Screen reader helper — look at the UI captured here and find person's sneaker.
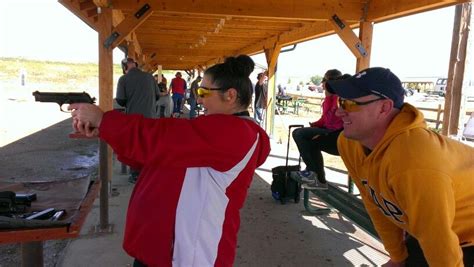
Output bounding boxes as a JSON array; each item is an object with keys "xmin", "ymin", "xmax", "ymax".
[
  {"xmin": 128, "ymin": 174, "xmax": 137, "ymax": 184},
  {"xmin": 302, "ymin": 180, "xmax": 328, "ymax": 190},
  {"xmin": 290, "ymin": 170, "xmax": 316, "ymax": 183}
]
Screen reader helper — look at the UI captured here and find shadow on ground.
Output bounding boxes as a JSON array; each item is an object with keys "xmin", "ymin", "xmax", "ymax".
[{"xmin": 236, "ymin": 174, "xmax": 387, "ymax": 266}]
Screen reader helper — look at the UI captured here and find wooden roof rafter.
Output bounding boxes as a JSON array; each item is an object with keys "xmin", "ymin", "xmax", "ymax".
[
  {"xmin": 58, "ymin": 0, "xmax": 99, "ymax": 29},
  {"xmin": 60, "ymin": 0, "xmax": 470, "ymax": 71}
]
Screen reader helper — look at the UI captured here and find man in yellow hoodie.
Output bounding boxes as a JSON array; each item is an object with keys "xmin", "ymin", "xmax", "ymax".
[{"xmin": 326, "ymin": 67, "xmax": 474, "ymax": 267}]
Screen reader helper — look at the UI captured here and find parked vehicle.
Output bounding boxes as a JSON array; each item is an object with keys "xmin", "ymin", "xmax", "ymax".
[
  {"xmin": 404, "ymin": 88, "xmax": 415, "ymax": 96},
  {"xmin": 430, "ymin": 77, "xmax": 474, "ymax": 99},
  {"xmin": 432, "ymin": 78, "xmax": 447, "ymax": 96}
]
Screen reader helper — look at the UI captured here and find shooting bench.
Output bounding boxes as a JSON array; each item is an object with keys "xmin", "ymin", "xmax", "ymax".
[
  {"xmin": 276, "ymin": 95, "xmax": 292, "ymax": 114},
  {"xmin": 292, "ymin": 97, "xmax": 307, "ymax": 115},
  {"xmin": 292, "ymin": 168, "xmax": 378, "ymax": 238},
  {"xmin": 0, "ymin": 176, "xmax": 100, "ymax": 267}
]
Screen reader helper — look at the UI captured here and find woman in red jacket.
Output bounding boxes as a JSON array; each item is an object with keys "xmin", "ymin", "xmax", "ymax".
[
  {"xmin": 69, "ymin": 55, "xmax": 270, "ymax": 267},
  {"xmin": 291, "ymin": 69, "xmax": 348, "ymax": 190}
]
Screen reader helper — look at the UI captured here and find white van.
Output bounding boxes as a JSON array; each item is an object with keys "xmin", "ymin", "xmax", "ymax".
[
  {"xmin": 432, "ymin": 77, "xmax": 474, "ymax": 98},
  {"xmin": 433, "ymin": 78, "xmax": 447, "ymax": 96}
]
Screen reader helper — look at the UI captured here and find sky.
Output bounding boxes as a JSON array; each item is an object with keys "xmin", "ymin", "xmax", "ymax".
[{"xmin": 0, "ymin": 0, "xmax": 458, "ymax": 81}]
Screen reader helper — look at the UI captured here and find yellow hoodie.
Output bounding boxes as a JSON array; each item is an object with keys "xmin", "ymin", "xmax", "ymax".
[{"xmin": 338, "ymin": 103, "xmax": 474, "ymax": 266}]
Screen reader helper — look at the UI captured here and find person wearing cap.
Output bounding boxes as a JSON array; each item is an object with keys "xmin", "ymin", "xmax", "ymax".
[
  {"xmin": 327, "ymin": 67, "xmax": 474, "ymax": 266},
  {"xmin": 290, "ymin": 69, "xmax": 344, "ymax": 190},
  {"xmin": 116, "ymin": 58, "xmax": 160, "ymax": 183}
]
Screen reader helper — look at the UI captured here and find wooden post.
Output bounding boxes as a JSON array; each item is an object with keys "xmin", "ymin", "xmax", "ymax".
[
  {"xmin": 356, "ymin": 21, "xmax": 373, "ymax": 72},
  {"xmin": 264, "ymin": 44, "xmax": 282, "ymax": 137},
  {"xmin": 128, "ymin": 40, "xmax": 137, "ymax": 60},
  {"xmin": 443, "ymin": 4, "xmax": 471, "ymax": 136},
  {"xmin": 97, "ymin": 5, "xmax": 114, "ymax": 230},
  {"xmin": 157, "ymin": 65, "xmax": 163, "ymax": 82},
  {"xmin": 436, "ymin": 104, "xmax": 443, "ymax": 130}
]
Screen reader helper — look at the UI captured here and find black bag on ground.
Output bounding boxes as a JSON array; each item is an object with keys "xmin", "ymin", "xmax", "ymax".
[
  {"xmin": 271, "ymin": 165, "xmax": 301, "ymax": 204},
  {"xmin": 270, "ymin": 124, "xmax": 304, "ymax": 204}
]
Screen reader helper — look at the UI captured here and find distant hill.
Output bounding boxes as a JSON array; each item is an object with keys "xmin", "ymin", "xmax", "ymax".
[{"xmin": 0, "ymin": 57, "xmax": 176, "ymax": 94}]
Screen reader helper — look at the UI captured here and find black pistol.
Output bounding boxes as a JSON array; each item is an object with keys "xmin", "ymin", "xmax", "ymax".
[{"xmin": 32, "ymin": 91, "xmax": 96, "ymax": 112}]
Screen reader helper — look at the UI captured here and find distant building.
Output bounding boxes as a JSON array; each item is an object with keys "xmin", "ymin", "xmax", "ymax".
[{"xmin": 401, "ymin": 77, "xmax": 439, "ymax": 93}]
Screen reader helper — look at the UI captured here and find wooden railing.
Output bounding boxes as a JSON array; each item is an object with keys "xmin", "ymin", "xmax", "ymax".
[
  {"xmin": 285, "ymin": 93, "xmax": 473, "ymax": 130},
  {"xmin": 418, "ymin": 104, "xmax": 444, "ymax": 129}
]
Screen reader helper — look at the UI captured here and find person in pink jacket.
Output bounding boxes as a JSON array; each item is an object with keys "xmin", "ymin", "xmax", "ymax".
[
  {"xmin": 69, "ymin": 55, "xmax": 270, "ymax": 267},
  {"xmin": 291, "ymin": 69, "xmax": 348, "ymax": 189}
]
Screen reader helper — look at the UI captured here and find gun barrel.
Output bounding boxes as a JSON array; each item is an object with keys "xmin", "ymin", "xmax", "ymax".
[{"xmin": 32, "ymin": 91, "xmax": 96, "ymax": 105}]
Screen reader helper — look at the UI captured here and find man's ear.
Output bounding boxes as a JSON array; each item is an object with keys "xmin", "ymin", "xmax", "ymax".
[{"xmin": 380, "ymin": 99, "xmax": 394, "ymax": 115}]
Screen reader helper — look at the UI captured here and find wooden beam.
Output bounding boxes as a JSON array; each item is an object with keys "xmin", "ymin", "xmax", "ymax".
[
  {"xmin": 143, "ymin": 18, "xmax": 304, "ymax": 30},
  {"xmin": 137, "ymin": 33, "xmax": 263, "ymax": 43},
  {"xmin": 148, "ymin": 12, "xmax": 325, "ymax": 23},
  {"xmin": 148, "ymin": 56, "xmax": 215, "ymax": 67},
  {"xmin": 264, "ymin": 43, "xmax": 281, "ymax": 136},
  {"xmin": 356, "ymin": 21, "xmax": 373, "ymax": 72},
  {"xmin": 329, "ymin": 14, "xmax": 368, "ymax": 59},
  {"xmin": 136, "ymin": 31, "xmax": 276, "ymax": 41},
  {"xmin": 97, "ymin": 5, "xmax": 114, "ymax": 229},
  {"xmin": 237, "ymin": 21, "xmax": 335, "ymax": 56},
  {"xmin": 93, "ymin": 0, "xmax": 110, "ymax": 7},
  {"xmin": 105, "ymin": 2, "xmax": 154, "ymax": 49},
  {"xmin": 58, "ymin": 0, "xmax": 97, "ymax": 30},
  {"xmin": 86, "ymin": 7, "xmax": 98, "ymax": 18},
  {"xmin": 142, "ymin": 42, "xmax": 242, "ymax": 50},
  {"xmin": 126, "ymin": 32, "xmax": 144, "ymax": 62},
  {"xmin": 138, "ymin": 27, "xmax": 283, "ymax": 36},
  {"xmin": 142, "ymin": 48, "xmax": 235, "ymax": 57},
  {"xmin": 367, "ymin": 0, "xmax": 470, "ymax": 23},
  {"xmin": 111, "ymin": 0, "xmax": 363, "ymax": 21},
  {"xmin": 128, "ymin": 39, "xmax": 137, "ymax": 59},
  {"xmin": 442, "ymin": 3, "xmax": 471, "ymax": 136}
]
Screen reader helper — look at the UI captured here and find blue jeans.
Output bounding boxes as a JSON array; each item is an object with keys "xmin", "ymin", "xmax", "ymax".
[
  {"xmin": 172, "ymin": 93, "xmax": 184, "ymax": 114},
  {"xmin": 292, "ymin": 127, "xmax": 341, "ymax": 183},
  {"xmin": 254, "ymin": 107, "xmax": 264, "ymax": 126},
  {"xmin": 189, "ymin": 97, "xmax": 197, "ymax": 118}
]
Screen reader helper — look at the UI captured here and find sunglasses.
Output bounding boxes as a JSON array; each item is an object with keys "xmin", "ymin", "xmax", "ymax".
[
  {"xmin": 196, "ymin": 87, "xmax": 226, "ymax": 98},
  {"xmin": 338, "ymin": 97, "xmax": 385, "ymax": 112}
]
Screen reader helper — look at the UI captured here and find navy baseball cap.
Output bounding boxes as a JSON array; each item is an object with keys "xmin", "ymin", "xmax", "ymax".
[{"xmin": 326, "ymin": 67, "xmax": 405, "ymax": 109}]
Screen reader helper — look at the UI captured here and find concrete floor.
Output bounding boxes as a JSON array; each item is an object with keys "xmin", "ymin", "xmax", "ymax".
[
  {"xmin": 0, "ymin": 99, "xmax": 388, "ymax": 266},
  {"xmin": 58, "ymin": 138, "xmax": 389, "ymax": 267}
]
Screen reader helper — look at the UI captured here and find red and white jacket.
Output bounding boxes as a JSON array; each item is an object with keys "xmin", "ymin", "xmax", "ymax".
[{"xmin": 98, "ymin": 111, "xmax": 271, "ymax": 267}]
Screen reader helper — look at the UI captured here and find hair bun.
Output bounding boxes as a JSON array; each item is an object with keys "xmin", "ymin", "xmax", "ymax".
[{"xmin": 224, "ymin": 55, "xmax": 254, "ymax": 77}]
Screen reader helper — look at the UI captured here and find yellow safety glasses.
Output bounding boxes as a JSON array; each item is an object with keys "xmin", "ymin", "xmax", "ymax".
[
  {"xmin": 338, "ymin": 97, "xmax": 384, "ymax": 112},
  {"xmin": 196, "ymin": 87, "xmax": 225, "ymax": 98}
]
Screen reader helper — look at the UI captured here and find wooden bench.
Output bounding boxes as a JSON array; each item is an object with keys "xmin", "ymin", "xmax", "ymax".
[{"xmin": 0, "ymin": 178, "xmax": 100, "ymax": 266}]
